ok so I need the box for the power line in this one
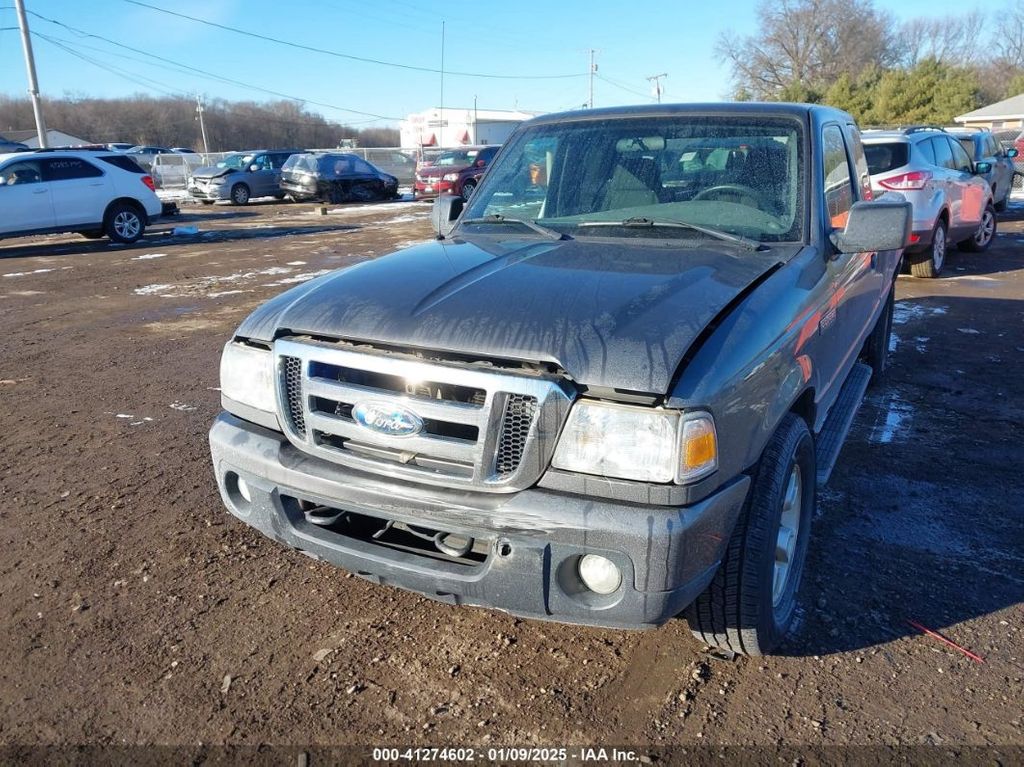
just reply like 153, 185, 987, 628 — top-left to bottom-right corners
595, 73, 657, 101
122, 0, 587, 81
26, 11, 400, 122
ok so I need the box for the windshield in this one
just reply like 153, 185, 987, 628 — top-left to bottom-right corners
460, 116, 804, 243
217, 153, 253, 170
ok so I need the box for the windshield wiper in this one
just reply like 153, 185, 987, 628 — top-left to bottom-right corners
577, 217, 763, 251
461, 214, 570, 241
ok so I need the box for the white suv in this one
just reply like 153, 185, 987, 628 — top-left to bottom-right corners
0, 149, 163, 244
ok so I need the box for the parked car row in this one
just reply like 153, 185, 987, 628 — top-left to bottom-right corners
862, 126, 1008, 278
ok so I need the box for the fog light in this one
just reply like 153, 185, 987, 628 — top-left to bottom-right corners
577, 554, 621, 595
236, 476, 252, 503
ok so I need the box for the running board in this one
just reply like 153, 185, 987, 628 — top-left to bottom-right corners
815, 362, 872, 487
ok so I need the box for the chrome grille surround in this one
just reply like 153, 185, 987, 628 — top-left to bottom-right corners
275, 338, 574, 492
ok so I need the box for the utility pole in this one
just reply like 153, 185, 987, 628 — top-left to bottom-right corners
14, 0, 47, 147
439, 21, 445, 147
588, 49, 597, 109
646, 73, 668, 103
195, 93, 210, 155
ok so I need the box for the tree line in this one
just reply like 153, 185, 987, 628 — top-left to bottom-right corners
719, 0, 1024, 124
0, 95, 400, 149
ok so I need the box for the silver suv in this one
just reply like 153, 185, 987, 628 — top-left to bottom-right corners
862, 127, 995, 278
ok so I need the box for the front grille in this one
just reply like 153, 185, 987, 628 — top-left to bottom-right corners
495, 395, 538, 478
282, 355, 305, 432
275, 338, 573, 492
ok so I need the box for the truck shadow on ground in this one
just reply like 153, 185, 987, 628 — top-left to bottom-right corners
0, 223, 361, 260
782, 294, 1024, 657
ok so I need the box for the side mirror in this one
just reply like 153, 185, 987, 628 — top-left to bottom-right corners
830, 200, 911, 254
974, 161, 992, 174
431, 194, 464, 239
1008, 148, 1019, 158
249, 164, 260, 172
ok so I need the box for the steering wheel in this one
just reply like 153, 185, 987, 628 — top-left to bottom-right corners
692, 183, 770, 210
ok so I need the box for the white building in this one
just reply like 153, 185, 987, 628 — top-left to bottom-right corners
399, 107, 541, 149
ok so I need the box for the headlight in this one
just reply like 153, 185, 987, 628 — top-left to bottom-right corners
220, 341, 276, 414
551, 402, 717, 484
442, 172, 459, 181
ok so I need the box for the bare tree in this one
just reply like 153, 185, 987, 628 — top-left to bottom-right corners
899, 11, 987, 67
717, 0, 898, 100
993, 0, 1024, 66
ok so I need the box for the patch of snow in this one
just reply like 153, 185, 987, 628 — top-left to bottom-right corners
888, 332, 899, 353
892, 302, 947, 325
913, 336, 929, 353
286, 260, 307, 266
266, 269, 333, 285
172, 225, 199, 236
170, 402, 197, 412
3, 268, 55, 277
131, 253, 167, 261
957, 327, 980, 334
206, 289, 251, 298
134, 283, 176, 296
869, 393, 914, 444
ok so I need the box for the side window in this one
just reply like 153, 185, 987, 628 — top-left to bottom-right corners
915, 139, 936, 165
42, 157, 103, 182
1, 160, 44, 185
931, 137, 955, 169
251, 154, 268, 170
352, 158, 375, 174
987, 135, 1000, 157
948, 138, 973, 172
822, 124, 854, 229
844, 125, 872, 201
270, 153, 290, 169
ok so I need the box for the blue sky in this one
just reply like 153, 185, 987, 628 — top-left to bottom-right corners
0, 0, 986, 128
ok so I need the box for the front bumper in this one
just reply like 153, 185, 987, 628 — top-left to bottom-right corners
188, 182, 231, 201
414, 179, 453, 198
209, 413, 749, 629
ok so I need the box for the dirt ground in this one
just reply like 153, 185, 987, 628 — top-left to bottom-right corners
0, 197, 1021, 758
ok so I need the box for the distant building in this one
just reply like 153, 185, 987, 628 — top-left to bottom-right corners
955, 94, 1024, 130
0, 129, 94, 148
399, 107, 541, 149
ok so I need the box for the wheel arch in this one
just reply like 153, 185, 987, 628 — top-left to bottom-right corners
103, 196, 145, 220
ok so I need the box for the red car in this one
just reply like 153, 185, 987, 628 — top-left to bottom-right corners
414, 146, 499, 199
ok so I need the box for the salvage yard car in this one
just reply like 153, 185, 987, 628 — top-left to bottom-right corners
863, 127, 995, 278
209, 103, 910, 655
414, 146, 498, 199
189, 149, 301, 205
0, 148, 162, 243
279, 152, 400, 204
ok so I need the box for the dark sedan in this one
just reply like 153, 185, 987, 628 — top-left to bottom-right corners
280, 152, 399, 203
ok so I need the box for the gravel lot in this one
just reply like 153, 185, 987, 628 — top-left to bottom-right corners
0, 198, 1021, 756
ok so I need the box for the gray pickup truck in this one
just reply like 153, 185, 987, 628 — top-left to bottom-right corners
209, 103, 910, 655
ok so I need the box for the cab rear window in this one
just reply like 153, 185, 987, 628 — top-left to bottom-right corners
864, 143, 908, 174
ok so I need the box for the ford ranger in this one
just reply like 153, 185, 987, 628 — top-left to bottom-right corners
209, 104, 911, 655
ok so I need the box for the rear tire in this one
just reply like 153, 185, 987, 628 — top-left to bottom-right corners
230, 183, 250, 205
861, 282, 895, 385
104, 202, 146, 244
958, 203, 996, 252
684, 413, 815, 656
909, 219, 946, 278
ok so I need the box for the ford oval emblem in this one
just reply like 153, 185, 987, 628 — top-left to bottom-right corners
352, 401, 424, 438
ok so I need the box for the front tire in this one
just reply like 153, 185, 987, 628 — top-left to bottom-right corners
958, 203, 996, 252
461, 180, 477, 198
685, 413, 815, 656
230, 183, 250, 205
104, 202, 146, 244
909, 219, 946, 278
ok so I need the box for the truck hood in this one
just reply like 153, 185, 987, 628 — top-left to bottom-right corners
238, 235, 790, 394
